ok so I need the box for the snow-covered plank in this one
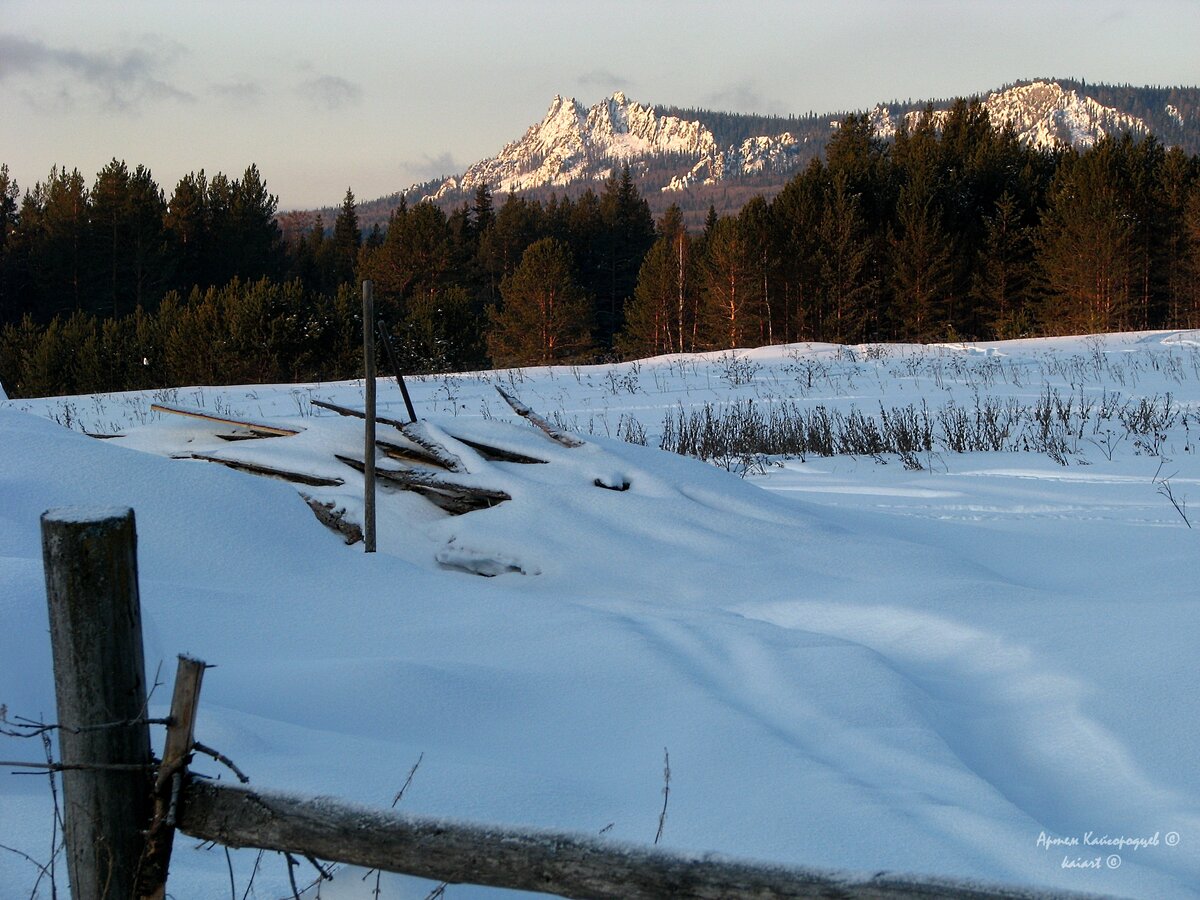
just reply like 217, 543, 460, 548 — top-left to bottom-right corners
185, 453, 344, 487
150, 403, 300, 437
495, 385, 585, 448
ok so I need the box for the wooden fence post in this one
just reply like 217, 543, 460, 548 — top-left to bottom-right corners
363, 279, 377, 553
42, 507, 153, 900
137, 655, 206, 900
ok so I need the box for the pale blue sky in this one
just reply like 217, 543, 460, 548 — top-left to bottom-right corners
4, 0, 1199, 210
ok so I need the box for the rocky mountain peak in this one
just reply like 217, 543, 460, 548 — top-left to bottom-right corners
417, 80, 1195, 210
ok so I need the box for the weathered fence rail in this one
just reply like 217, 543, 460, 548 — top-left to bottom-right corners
177, 779, 1111, 900
33, 506, 1120, 900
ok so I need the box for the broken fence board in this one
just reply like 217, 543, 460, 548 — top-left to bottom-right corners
136, 655, 206, 900
336, 455, 509, 515
495, 386, 585, 448
151, 403, 300, 437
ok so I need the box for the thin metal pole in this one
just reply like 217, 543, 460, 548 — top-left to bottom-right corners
363, 281, 376, 553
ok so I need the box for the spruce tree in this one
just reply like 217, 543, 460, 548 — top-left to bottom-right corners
0, 165, 21, 319
596, 164, 655, 346
772, 159, 828, 341
889, 166, 955, 341
971, 192, 1035, 338
816, 171, 876, 343
472, 183, 495, 236
333, 187, 361, 285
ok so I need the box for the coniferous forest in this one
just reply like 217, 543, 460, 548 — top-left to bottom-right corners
4, 99, 1200, 399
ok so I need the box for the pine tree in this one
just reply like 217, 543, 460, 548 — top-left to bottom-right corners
90, 159, 133, 318
1157, 148, 1199, 327
229, 164, 284, 281
206, 172, 235, 286
395, 284, 484, 374
1036, 143, 1136, 334
125, 165, 168, 311
698, 215, 763, 350
1182, 181, 1200, 327
165, 171, 210, 292
479, 194, 542, 299
360, 201, 452, 319
737, 196, 778, 345
29, 167, 90, 318
91, 161, 168, 317
487, 237, 592, 366
619, 227, 696, 359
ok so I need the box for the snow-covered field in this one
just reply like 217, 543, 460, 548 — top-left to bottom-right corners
2, 332, 1199, 898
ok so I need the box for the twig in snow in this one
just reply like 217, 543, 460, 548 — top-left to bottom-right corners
655, 747, 671, 845
240, 849, 264, 900
391, 753, 424, 808
370, 753, 425, 897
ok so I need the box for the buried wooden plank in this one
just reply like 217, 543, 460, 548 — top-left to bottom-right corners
336, 455, 509, 515
495, 386, 585, 449
395, 420, 469, 474
309, 397, 408, 429
151, 403, 300, 437
186, 453, 345, 487
375, 438, 451, 469
300, 494, 363, 545
310, 398, 467, 473
450, 435, 548, 465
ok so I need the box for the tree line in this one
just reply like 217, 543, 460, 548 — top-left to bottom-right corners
3, 97, 1200, 399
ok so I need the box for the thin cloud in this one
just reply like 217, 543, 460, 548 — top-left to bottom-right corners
211, 81, 265, 109
703, 81, 780, 114
0, 33, 193, 112
576, 69, 633, 94
298, 75, 363, 112
402, 152, 466, 184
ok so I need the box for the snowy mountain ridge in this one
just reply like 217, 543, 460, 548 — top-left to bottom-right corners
407, 79, 1198, 212
426, 91, 806, 200
868, 81, 1151, 149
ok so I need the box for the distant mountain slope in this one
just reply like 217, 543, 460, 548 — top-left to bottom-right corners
353, 79, 1200, 227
